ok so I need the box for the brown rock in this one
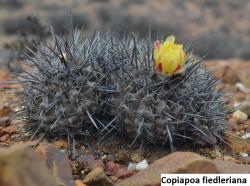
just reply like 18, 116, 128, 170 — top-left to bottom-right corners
77, 154, 104, 173
0, 144, 59, 186
74, 180, 87, 186
115, 152, 250, 186
0, 134, 10, 142
106, 161, 134, 179
0, 125, 17, 137
0, 105, 12, 117
214, 160, 250, 173
0, 117, 11, 127
35, 143, 74, 186
83, 167, 113, 186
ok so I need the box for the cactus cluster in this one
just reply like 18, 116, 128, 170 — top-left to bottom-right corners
15, 28, 229, 149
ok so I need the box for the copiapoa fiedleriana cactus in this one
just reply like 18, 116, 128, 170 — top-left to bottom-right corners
14, 28, 231, 151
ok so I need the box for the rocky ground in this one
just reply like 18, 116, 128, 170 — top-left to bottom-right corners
1, 0, 250, 186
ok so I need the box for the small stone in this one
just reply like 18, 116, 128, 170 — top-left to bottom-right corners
80, 170, 85, 176
135, 159, 148, 171
106, 161, 120, 174
127, 163, 136, 171
53, 139, 68, 149
0, 144, 60, 186
76, 154, 104, 173
101, 155, 107, 161
74, 180, 87, 186
0, 134, 9, 142
241, 133, 250, 140
0, 117, 11, 127
240, 153, 248, 158
0, 105, 11, 117
0, 125, 17, 137
232, 110, 248, 122
83, 167, 113, 186
4, 126, 17, 135
128, 159, 148, 171
35, 143, 74, 186
106, 161, 134, 179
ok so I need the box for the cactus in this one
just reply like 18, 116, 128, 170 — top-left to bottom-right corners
15, 29, 121, 137
15, 28, 230, 150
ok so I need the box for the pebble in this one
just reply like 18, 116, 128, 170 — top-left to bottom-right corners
127, 163, 136, 171
83, 167, 113, 186
0, 134, 10, 142
0, 116, 11, 127
35, 144, 74, 186
106, 161, 134, 179
128, 159, 148, 171
76, 154, 104, 173
241, 133, 250, 140
240, 153, 248, 158
232, 110, 248, 122
0, 105, 12, 117
80, 170, 85, 177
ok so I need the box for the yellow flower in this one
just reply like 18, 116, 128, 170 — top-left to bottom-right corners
154, 35, 186, 77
